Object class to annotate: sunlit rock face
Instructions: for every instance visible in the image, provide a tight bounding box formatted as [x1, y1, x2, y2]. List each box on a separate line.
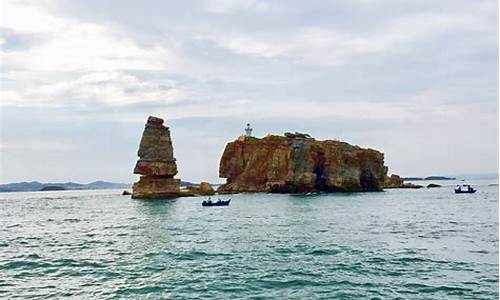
[384, 174, 404, 189]
[132, 116, 180, 199]
[383, 174, 424, 189]
[218, 133, 387, 194]
[183, 182, 216, 196]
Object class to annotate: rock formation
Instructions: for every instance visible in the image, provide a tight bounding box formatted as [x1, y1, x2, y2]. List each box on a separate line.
[384, 173, 424, 189]
[132, 116, 180, 199]
[384, 174, 404, 188]
[401, 183, 424, 189]
[182, 182, 216, 196]
[199, 182, 216, 195]
[427, 183, 441, 188]
[218, 134, 387, 193]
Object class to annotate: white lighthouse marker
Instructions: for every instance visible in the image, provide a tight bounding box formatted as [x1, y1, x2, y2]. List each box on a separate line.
[245, 123, 253, 137]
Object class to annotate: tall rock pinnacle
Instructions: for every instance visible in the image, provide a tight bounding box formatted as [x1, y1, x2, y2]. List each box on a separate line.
[132, 116, 180, 198]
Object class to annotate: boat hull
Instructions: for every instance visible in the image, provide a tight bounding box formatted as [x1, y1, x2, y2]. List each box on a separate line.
[202, 200, 231, 206]
[454, 190, 476, 194]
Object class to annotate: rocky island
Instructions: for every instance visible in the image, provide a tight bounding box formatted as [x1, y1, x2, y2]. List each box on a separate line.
[131, 117, 416, 197]
[218, 132, 387, 193]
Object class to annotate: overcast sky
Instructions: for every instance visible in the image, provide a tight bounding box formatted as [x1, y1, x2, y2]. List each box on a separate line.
[0, 0, 498, 184]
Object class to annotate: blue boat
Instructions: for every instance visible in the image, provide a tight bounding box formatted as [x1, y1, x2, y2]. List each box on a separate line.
[202, 198, 231, 207]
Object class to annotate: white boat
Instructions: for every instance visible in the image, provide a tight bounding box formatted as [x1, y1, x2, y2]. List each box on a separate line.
[454, 184, 476, 194]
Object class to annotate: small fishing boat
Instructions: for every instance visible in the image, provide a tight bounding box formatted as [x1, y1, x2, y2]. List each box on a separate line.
[202, 198, 231, 207]
[454, 184, 476, 194]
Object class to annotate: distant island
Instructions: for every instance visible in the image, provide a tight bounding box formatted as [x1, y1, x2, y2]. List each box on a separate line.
[39, 186, 66, 191]
[0, 181, 131, 193]
[0, 180, 198, 193]
[402, 176, 456, 181]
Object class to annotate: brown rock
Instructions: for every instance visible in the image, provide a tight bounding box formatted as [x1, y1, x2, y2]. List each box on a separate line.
[133, 160, 177, 177]
[132, 176, 180, 198]
[384, 174, 404, 189]
[182, 182, 216, 196]
[427, 183, 441, 188]
[132, 116, 181, 199]
[178, 188, 196, 197]
[401, 183, 424, 189]
[133, 116, 177, 176]
[383, 173, 425, 189]
[199, 182, 215, 195]
[218, 134, 387, 193]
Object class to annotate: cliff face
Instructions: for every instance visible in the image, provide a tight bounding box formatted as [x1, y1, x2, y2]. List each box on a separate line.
[132, 116, 180, 199]
[218, 133, 387, 193]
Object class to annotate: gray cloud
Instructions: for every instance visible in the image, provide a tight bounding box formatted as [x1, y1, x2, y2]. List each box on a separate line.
[0, 28, 46, 51]
[0, 0, 497, 183]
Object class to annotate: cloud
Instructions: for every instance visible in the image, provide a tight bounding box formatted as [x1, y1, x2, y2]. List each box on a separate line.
[1, 1, 173, 72]
[209, 9, 496, 65]
[1, 25, 171, 72]
[203, 0, 274, 14]
[0, 139, 74, 151]
[0, 0, 497, 183]
[2, 71, 185, 107]
[1, 0, 64, 34]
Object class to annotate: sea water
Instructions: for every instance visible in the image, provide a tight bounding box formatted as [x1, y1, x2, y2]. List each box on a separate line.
[0, 181, 498, 299]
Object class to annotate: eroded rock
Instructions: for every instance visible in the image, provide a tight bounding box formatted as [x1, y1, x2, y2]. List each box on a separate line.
[182, 182, 216, 196]
[427, 183, 441, 188]
[199, 182, 216, 195]
[218, 134, 387, 193]
[384, 174, 404, 189]
[132, 116, 180, 199]
[401, 183, 424, 189]
[383, 174, 426, 189]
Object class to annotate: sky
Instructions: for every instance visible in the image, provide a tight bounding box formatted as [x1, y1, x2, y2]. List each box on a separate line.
[0, 0, 498, 184]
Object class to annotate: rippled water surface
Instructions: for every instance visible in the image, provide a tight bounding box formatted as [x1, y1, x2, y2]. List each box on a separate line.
[0, 183, 498, 299]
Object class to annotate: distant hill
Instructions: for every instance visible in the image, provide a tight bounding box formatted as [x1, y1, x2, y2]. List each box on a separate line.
[424, 176, 456, 180]
[402, 176, 456, 181]
[0, 180, 218, 192]
[84, 181, 132, 190]
[451, 173, 498, 180]
[0, 181, 131, 193]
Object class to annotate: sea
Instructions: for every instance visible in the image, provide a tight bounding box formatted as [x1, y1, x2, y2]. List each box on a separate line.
[0, 180, 498, 299]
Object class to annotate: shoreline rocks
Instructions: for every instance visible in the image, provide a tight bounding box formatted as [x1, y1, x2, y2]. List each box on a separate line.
[383, 173, 424, 189]
[427, 183, 441, 188]
[401, 183, 424, 189]
[384, 174, 404, 189]
[218, 134, 387, 194]
[199, 182, 216, 195]
[182, 182, 216, 196]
